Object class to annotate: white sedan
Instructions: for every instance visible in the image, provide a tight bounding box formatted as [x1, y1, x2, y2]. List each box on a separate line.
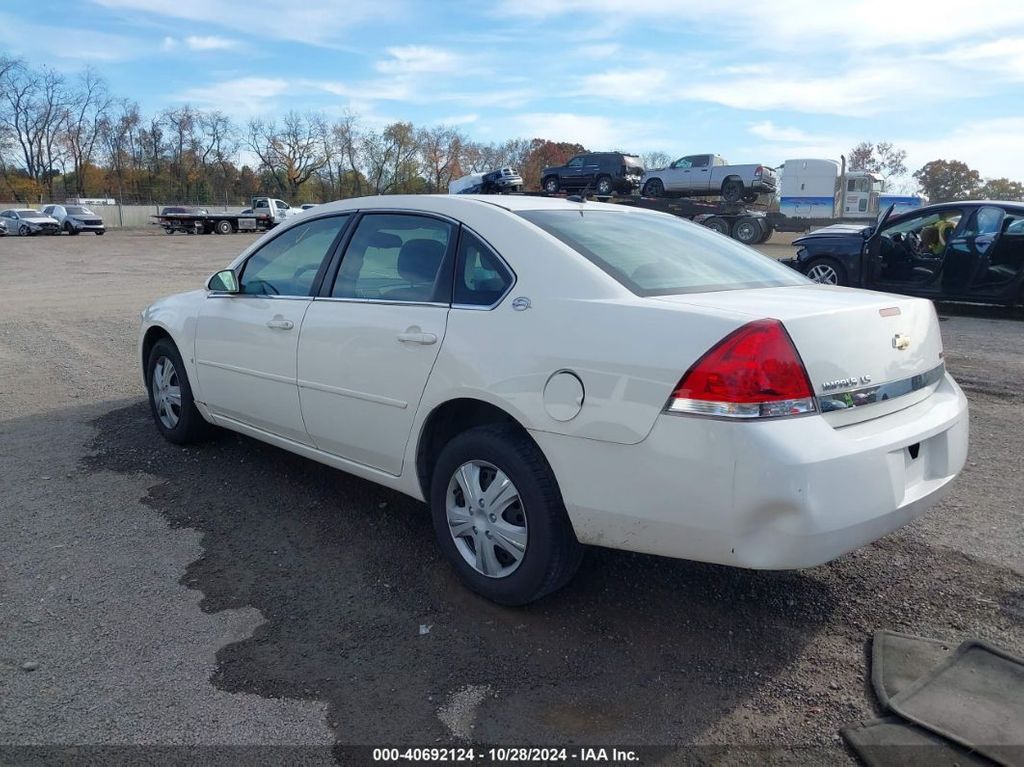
[139, 195, 969, 604]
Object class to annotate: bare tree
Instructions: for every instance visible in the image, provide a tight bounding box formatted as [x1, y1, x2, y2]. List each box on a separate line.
[62, 68, 112, 196]
[247, 112, 328, 199]
[418, 124, 464, 192]
[0, 61, 69, 197]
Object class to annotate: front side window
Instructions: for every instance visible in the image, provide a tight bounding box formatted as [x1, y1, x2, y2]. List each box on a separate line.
[332, 213, 454, 303]
[520, 210, 807, 296]
[567, 157, 584, 168]
[672, 157, 693, 169]
[239, 215, 349, 296]
[454, 231, 513, 307]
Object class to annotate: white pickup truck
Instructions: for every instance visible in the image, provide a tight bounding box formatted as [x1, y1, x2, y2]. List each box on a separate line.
[641, 154, 778, 203]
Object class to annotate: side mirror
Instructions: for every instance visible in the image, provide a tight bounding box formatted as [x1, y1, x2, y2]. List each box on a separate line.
[862, 228, 873, 240]
[207, 269, 239, 293]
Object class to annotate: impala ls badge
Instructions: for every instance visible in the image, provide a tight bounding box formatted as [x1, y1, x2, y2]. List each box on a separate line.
[512, 296, 532, 311]
[892, 333, 911, 351]
[822, 375, 872, 392]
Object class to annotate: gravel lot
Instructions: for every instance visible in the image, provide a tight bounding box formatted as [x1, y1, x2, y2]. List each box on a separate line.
[1, 229, 1021, 762]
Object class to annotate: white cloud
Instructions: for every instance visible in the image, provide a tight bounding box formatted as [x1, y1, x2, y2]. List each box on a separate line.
[92, 0, 403, 46]
[748, 122, 831, 144]
[440, 114, 480, 125]
[185, 35, 239, 51]
[577, 68, 671, 104]
[901, 118, 1024, 182]
[497, 112, 664, 152]
[161, 36, 177, 51]
[375, 46, 461, 74]
[176, 77, 290, 117]
[0, 13, 150, 62]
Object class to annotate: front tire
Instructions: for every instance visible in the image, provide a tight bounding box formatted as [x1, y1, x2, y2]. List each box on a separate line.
[642, 179, 665, 197]
[146, 338, 214, 444]
[19, 224, 30, 236]
[595, 175, 613, 195]
[805, 257, 847, 286]
[430, 424, 583, 605]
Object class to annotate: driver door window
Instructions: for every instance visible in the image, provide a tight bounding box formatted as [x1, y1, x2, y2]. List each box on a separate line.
[240, 216, 350, 296]
[877, 208, 963, 286]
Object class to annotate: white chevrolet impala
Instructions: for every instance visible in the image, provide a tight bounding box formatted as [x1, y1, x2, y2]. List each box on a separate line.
[139, 195, 969, 604]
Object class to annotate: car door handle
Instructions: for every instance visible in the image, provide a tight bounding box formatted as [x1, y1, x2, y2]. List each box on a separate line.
[266, 318, 294, 330]
[397, 329, 437, 345]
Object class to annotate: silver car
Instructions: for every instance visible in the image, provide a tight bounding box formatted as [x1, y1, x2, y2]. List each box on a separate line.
[42, 204, 106, 235]
[0, 208, 61, 236]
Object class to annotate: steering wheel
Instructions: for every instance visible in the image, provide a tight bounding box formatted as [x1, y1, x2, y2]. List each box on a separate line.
[904, 231, 921, 254]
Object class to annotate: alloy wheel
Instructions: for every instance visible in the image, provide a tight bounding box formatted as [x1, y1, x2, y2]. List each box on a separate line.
[151, 356, 182, 429]
[807, 263, 839, 285]
[446, 460, 528, 578]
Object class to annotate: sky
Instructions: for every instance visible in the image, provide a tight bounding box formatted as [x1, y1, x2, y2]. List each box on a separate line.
[3, 0, 1024, 184]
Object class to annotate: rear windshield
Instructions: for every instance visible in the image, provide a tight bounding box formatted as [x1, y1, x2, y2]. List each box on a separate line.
[519, 210, 807, 296]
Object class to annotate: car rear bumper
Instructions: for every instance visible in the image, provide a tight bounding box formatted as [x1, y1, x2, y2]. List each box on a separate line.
[533, 372, 968, 569]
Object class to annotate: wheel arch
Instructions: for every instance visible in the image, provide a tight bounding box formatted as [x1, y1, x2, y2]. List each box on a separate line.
[414, 397, 541, 501]
[721, 174, 743, 189]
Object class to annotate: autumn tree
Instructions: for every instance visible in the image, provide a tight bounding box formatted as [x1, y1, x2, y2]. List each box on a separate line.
[521, 139, 587, 189]
[62, 68, 111, 197]
[913, 159, 981, 203]
[976, 177, 1024, 201]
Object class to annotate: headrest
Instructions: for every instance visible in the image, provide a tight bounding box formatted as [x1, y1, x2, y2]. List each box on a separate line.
[397, 239, 445, 283]
[369, 231, 403, 249]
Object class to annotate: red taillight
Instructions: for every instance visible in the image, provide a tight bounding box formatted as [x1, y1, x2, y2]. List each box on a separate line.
[667, 319, 817, 419]
[754, 165, 763, 176]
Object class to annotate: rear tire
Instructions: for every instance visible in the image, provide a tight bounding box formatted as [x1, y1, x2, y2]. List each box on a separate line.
[95, 230, 104, 235]
[703, 216, 730, 235]
[542, 176, 560, 194]
[732, 216, 764, 244]
[741, 192, 760, 204]
[721, 179, 744, 203]
[146, 338, 214, 445]
[64, 222, 80, 235]
[214, 219, 233, 235]
[430, 424, 583, 605]
[805, 257, 847, 286]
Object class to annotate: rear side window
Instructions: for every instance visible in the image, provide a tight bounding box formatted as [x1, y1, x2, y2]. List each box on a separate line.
[454, 231, 513, 307]
[519, 210, 807, 296]
[332, 213, 454, 303]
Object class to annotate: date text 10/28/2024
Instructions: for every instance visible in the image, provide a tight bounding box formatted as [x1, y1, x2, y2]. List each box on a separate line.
[373, 747, 640, 763]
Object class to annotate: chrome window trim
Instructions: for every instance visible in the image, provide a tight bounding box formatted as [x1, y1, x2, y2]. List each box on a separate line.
[817, 362, 946, 413]
[312, 297, 449, 308]
[206, 293, 311, 301]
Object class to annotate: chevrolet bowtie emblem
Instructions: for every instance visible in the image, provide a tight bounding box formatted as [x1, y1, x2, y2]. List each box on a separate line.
[892, 334, 911, 351]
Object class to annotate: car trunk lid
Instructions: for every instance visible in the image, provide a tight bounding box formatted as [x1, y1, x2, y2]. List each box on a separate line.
[653, 285, 945, 426]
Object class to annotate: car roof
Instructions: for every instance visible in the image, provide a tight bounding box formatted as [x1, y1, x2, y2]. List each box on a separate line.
[899, 199, 1024, 217]
[306, 193, 635, 216]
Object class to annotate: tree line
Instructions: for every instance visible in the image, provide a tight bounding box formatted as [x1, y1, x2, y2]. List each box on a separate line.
[1, 56, 1021, 206]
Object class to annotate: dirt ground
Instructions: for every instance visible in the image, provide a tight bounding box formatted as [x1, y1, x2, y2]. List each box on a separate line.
[1, 229, 1022, 763]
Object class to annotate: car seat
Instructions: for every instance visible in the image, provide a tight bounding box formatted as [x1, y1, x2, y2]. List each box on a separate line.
[384, 239, 445, 301]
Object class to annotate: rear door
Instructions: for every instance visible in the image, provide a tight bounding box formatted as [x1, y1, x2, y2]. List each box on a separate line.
[296, 212, 455, 475]
[194, 215, 351, 443]
[955, 206, 1024, 302]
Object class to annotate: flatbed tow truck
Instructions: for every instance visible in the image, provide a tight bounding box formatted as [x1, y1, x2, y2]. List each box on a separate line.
[152, 197, 297, 235]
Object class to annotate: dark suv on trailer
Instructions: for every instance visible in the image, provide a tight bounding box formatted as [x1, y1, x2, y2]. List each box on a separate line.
[541, 152, 645, 195]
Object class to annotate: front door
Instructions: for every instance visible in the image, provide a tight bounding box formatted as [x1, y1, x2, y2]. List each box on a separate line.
[297, 212, 456, 475]
[561, 156, 585, 188]
[866, 206, 965, 297]
[194, 214, 351, 443]
[663, 156, 692, 192]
